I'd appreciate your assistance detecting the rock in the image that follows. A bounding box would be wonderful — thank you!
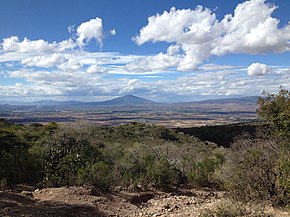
[168,205,178,212]
[163,203,170,209]
[21,190,33,197]
[137,184,146,191]
[115,186,122,192]
[128,184,142,192]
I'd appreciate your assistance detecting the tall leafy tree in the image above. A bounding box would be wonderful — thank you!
[257,88,289,137]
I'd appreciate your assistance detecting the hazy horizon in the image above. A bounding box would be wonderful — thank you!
[0,94,260,105]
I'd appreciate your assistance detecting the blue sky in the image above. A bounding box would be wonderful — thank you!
[0,0,289,102]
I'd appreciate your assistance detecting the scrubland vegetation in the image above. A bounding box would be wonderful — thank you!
[0,89,289,210]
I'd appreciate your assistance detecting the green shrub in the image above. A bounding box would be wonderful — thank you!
[257,88,289,137]
[56,153,83,186]
[221,134,277,202]
[221,132,290,205]
[276,149,290,206]
[112,142,186,189]
[200,199,247,217]
[188,151,225,189]
[0,178,8,191]
[147,157,181,189]
[0,119,226,192]
[78,161,112,190]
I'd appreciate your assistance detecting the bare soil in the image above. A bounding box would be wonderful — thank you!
[0,186,289,217]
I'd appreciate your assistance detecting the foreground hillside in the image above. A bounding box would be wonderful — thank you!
[0,89,289,216]
[0,118,289,216]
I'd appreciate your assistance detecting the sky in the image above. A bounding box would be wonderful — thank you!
[0,0,289,102]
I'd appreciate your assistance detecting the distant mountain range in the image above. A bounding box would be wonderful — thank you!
[175,96,259,106]
[0,95,259,107]
[90,94,158,106]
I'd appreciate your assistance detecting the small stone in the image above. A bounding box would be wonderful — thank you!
[164,203,170,209]
[114,186,122,192]
[3,207,10,213]
[21,190,33,197]
[128,184,136,192]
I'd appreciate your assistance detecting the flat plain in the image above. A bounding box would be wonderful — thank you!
[0,95,258,127]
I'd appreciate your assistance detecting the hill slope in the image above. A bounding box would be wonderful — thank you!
[1,95,159,107]
[176,96,258,106]
[92,94,158,106]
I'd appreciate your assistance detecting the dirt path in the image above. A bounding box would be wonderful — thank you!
[1,186,289,217]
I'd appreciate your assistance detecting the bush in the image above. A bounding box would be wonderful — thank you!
[218,89,290,205]
[147,157,181,189]
[200,199,247,217]
[112,142,188,190]
[0,120,226,192]
[257,88,289,137]
[188,154,224,189]
[221,134,276,201]
[189,158,215,187]
[220,132,290,205]
[0,178,8,191]
[78,161,112,190]
[276,147,290,206]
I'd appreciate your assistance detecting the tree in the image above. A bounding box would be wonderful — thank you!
[229,88,290,205]
[257,88,289,137]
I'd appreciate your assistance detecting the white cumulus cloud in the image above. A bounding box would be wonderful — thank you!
[76,17,103,47]
[87,65,108,74]
[134,6,216,45]
[1,36,77,54]
[110,29,116,36]
[2,36,55,53]
[125,53,179,72]
[1,17,108,55]
[133,0,290,71]
[58,59,83,72]
[247,63,272,76]
[199,64,238,71]
[21,53,66,68]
